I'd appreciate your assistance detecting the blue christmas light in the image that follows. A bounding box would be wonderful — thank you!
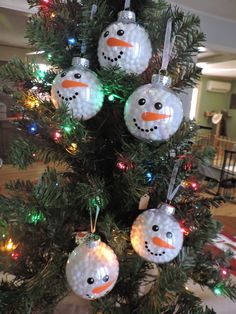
[28,122,38,134]
[68,38,76,45]
[145,171,155,185]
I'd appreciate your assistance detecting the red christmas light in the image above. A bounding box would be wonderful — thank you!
[178,154,193,171]
[180,220,190,236]
[220,267,230,278]
[11,251,21,261]
[116,155,134,172]
[116,162,127,171]
[53,131,62,141]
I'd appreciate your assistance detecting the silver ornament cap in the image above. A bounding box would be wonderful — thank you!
[117,10,136,23]
[152,74,172,88]
[86,234,101,248]
[72,57,90,68]
[157,203,175,215]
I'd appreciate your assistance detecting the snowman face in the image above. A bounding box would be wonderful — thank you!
[131,208,183,264]
[66,241,119,300]
[98,22,152,74]
[51,67,104,120]
[124,84,183,142]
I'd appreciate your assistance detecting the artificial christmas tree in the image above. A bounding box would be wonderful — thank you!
[0,0,236,313]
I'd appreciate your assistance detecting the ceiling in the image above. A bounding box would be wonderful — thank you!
[0,7,28,48]
[168,0,236,21]
[0,0,236,79]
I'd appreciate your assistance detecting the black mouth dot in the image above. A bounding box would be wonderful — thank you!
[145,241,166,257]
[133,119,159,133]
[103,51,123,62]
[58,92,79,101]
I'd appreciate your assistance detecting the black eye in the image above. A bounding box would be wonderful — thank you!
[87,277,94,284]
[154,102,163,110]
[104,31,109,38]
[74,73,81,79]
[152,225,159,232]
[103,275,109,282]
[117,29,124,36]
[61,72,66,78]
[138,98,146,106]
[166,232,173,238]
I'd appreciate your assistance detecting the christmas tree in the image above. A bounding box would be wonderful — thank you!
[0,0,236,313]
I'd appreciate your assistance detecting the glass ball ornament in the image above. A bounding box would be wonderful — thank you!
[66,234,119,300]
[97,10,152,74]
[130,203,183,264]
[124,74,183,142]
[51,57,104,120]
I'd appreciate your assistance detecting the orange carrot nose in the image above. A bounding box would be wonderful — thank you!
[107,37,133,47]
[141,112,171,121]
[61,80,88,88]
[92,281,113,294]
[152,237,175,249]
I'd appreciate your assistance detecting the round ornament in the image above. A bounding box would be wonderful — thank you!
[131,203,183,264]
[66,234,119,300]
[51,57,104,120]
[97,10,152,74]
[124,74,183,142]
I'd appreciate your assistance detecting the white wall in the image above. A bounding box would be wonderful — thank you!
[0,45,30,61]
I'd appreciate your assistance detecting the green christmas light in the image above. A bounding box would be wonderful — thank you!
[47,53,52,60]
[108,93,122,102]
[37,69,46,80]
[89,196,104,209]
[63,125,72,134]
[108,94,115,101]
[214,286,222,296]
[27,210,45,224]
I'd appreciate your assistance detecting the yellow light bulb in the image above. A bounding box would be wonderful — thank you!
[6,238,17,251]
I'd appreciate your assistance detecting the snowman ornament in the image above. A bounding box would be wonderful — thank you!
[66,234,119,300]
[51,57,104,120]
[131,203,183,264]
[98,10,152,75]
[124,74,183,142]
